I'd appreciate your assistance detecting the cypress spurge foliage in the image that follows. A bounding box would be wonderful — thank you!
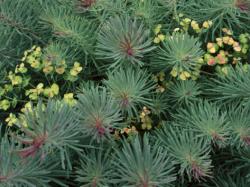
[76,148,113,187]
[113,134,176,187]
[150,93,169,117]
[227,105,250,148]
[157,125,213,181]
[41,6,96,55]
[15,100,82,170]
[208,174,250,187]
[0,0,46,64]
[173,100,229,146]
[76,86,123,142]
[0,133,66,187]
[96,15,155,69]
[1,0,250,186]
[182,0,250,39]
[167,80,201,108]
[206,63,250,106]
[130,0,165,27]
[235,148,250,181]
[151,33,204,80]
[43,42,74,64]
[104,67,156,116]
[75,0,127,20]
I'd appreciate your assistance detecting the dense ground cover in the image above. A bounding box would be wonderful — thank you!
[0,0,250,186]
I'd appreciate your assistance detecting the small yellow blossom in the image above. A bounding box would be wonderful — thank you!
[154,34,166,44]
[191,20,201,33]
[173,28,181,32]
[222,36,230,44]
[228,37,235,46]
[154,24,162,35]
[207,43,218,54]
[158,34,166,41]
[5,113,17,127]
[178,13,184,18]
[180,18,191,30]
[32,46,42,57]
[8,72,22,86]
[183,18,191,23]
[44,83,59,98]
[197,58,204,64]
[202,20,213,29]
[55,66,65,74]
[43,61,54,74]
[70,62,83,76]
[0,99,10,111]
[63,93,77,106]
[170,68,178,77]
[51,83,59,95]
[15,63,27,74]
[140,107,152,130]
[30,60,41,69]
[156,85,165,93]
[26,83,44,100]
[21,102,33,113]
[183,71,191,78]
[233,42,241,52]
[153,37,161,44]
[179,72,187,80]
[216,38,223,47]
[222,28,233,35]
[55,60,67,75]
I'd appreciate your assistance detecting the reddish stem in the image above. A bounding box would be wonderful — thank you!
[236,0,249,11]
[191,162,206,180]
[18,133,48,158]
[242,136,250,145]
[0,176,7,181]
[95,119,106,136]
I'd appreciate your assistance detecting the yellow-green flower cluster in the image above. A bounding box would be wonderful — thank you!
[0,99,11,111]
[153,24,166,44]
[63,93,77,106]
[21,102,32,113]
[180,18,191,31]
[21,45,83,79]
[114,125,138,141]
[8,71,23,86]
[204,50,229,66]
[69,62,83,76]
[120,126,137,135]
[25,83,44,100]
[140,106,153,130]
[170,58,204,81]
[15,63,27,74]
[204,30,249,72]
[0,46,84,127]
[43,83,60,98]
[5,113,28,128]
[22,46,42,69]
[239,33,250,54]
[178,14,213,33]
[5,113,17,127]
[153,72,166,93]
